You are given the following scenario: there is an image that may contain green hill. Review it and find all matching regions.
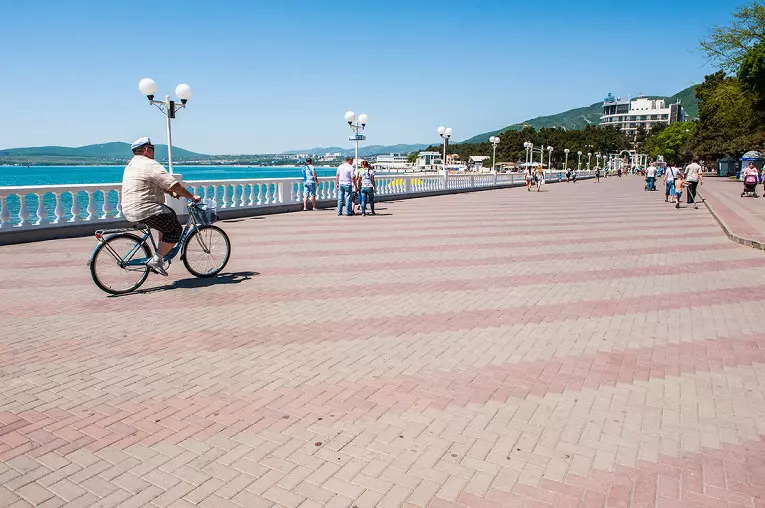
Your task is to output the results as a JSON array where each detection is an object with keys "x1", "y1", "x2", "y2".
[
  {"x1": 462, "y1": 85, "x2": 699, "y2": 144},
  {"x1": 0, "y1": 142, "x2": 205, "y2": 165}
]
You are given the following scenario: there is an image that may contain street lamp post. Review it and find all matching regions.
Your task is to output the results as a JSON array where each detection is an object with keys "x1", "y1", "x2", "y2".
[
  {"x1": 438, "y1": 126, "x2": 453, "y2": 170},
  {"x1": 596, "y1": 153, "x2": 601, "y2": 169},
  {"x1": 489, "y1": 136, "x2": 500, "y2": 171},
  {"x1": 564, "y1": 148, "x2": 570, "y2": 171},
  {"x1": 345, "y1": 111, "x2": 369, "y2": 169},
  {"x1": 524, "y1": 142, "x2": 533, "y2": 170},
  {"x1": 577, "y1": 151, "x2": 583, "y2": 171},
  {"x1": 587, "y1": 152, "x2": 592, "y2": 170},
  {"x1": 547, "y1": 146, "x2": 554, "y2": 173},
  {"x1": 138, "y1": 78, "x2": 193, "y2": 175}
]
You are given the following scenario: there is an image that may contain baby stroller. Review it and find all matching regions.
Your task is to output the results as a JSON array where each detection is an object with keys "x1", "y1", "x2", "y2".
[{"x1": 742, "y1": 173, "x2": 759, "y2": 197}]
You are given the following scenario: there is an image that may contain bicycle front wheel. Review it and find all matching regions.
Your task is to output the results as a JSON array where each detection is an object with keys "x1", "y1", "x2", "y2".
[
  {"x1": 182, "y1": 225, "x2": 231, "y2": 278},
  {"x1": 90, "y1": 233, "x2": 151, "y2": 295}
]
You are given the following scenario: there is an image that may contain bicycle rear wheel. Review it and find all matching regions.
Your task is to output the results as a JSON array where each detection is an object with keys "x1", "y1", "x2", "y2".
[
  {"x1": 90, "y1": 233, "x2": 151, "y2": 295},
  {"x1": 182, "y1": 225, "x2": 231, "y2": 278}
]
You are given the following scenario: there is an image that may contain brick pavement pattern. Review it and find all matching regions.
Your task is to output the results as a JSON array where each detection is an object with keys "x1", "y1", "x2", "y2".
[
  {"x1": 1, "y1": 176, "x2": 765, "y2": 508},
  {"x1": 700, "y1": 176, "x2": 765, "y2": 244}
]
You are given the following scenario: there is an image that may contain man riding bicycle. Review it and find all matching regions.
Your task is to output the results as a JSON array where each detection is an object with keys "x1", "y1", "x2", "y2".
[{"x1": 121, "y1": 137, "x2": 200, "y2": 276}]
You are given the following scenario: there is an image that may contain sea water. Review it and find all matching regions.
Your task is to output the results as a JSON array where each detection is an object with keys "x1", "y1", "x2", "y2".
[{"x1": 0, "y1": 165, "x2": 338, "y2": 225}]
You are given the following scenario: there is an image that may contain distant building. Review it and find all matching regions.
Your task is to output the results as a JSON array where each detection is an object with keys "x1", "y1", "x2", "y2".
[
  {"x1": 601, "y1": 93, "x2": 686, "y2": 136},
  {"x1": 374, "y1": 153, "x2": 411, "y2": 170},
  {"x1": 415, "y1": 151, "x2": 442, "y2": 170}
]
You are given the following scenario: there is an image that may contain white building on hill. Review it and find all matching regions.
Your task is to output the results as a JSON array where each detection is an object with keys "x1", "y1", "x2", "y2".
[{"x1": 600, "y1": 93, "x2": 685, "y2": 136}]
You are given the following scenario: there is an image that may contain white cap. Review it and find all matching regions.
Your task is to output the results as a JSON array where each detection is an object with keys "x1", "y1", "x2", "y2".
[{"x1": 131, "y1": 137, "x2": 153, "y2": 151}]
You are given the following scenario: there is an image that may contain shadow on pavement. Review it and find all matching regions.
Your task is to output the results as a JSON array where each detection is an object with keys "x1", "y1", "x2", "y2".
[{"x1": 110, "y1": 271, "x2": 259, "y2": 297}]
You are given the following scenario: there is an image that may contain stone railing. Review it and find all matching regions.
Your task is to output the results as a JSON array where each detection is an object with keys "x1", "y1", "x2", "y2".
[{"x1": 0, "y1": 170, "x2": 594, "y2": 242}]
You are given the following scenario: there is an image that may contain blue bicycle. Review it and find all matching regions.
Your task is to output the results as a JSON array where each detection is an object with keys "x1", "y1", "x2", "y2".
[{"x1": 89, "y1": 201, "x2": 231, "y2": 295}]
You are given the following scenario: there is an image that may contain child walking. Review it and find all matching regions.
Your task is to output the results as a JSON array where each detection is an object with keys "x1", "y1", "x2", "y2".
[{"x1": 674, "y1": 172, "x2": 686, "y2": 209}]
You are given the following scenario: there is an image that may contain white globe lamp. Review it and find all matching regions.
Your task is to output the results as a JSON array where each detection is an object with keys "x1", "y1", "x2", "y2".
[
  {"x1": 344, "y1": 111, "x2": 355, "y2": 124},
  {"x1": 175, "y1": 84, "x2": 193, "y2": 104},
  {"x1": 138, "y1": 78, "x2": 158, "y2": 100}
]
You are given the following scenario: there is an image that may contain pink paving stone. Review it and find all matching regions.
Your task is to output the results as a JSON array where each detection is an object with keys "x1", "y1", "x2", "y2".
[{"x1": 2, "y1": 177, "x2": 765, "y2": 507}]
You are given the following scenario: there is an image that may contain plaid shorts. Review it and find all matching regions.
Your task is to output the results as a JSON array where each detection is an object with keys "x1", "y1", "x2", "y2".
[{"x1": 140, "y1": 205, "x2": 183, "y2": 244}]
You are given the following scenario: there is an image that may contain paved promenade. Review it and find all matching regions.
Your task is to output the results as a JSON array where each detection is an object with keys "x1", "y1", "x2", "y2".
[
  {"x1": 700, "y1": 176, "x2": 765, "y2": 247},
  {"x1": 2, "y1": 177, "x2": 765, "y2": 508}
]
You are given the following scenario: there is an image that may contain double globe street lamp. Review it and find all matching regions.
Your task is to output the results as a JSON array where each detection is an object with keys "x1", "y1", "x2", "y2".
[
  {"x1": 344, "y1": 111, "x2": 369, "y2": 168},
  {"x1": 547, "y1": 146, "x2": 554, "y2": 171},
  {"x1": 587, "y1": 152, "x2": 592, "y2": 170},
  {"x1": 564, "y1": 148, "x2": 570, "y2": 171},
  {"x1": 438, "y1": 126, "x2": 453, "y2": 170},
  {"x1": 489, "y1": 136, "x2": 500, "y2": 171},
  {"x1": 138, "y1": 78, "x2": 193, "y2": 174},
  {"x1": 577, "y1": 151, "x2": 583, "y2": 171}
]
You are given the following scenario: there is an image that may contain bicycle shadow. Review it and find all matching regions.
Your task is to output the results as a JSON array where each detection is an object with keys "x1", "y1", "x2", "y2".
[{"x1": 109, "y1": 271, "x2": 259, "y2": 297}]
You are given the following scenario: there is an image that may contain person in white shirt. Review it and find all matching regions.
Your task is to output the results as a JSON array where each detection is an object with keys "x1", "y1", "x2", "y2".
[
  {"x1": 336, "y1": 156, "x2": 355, "y2": 216},
  {"x1": 663, "y1": 165, "x2": 679, "y2": 203},
  {"x1": 645, "y1": 163, "x2": 657, "y2": 191},
  {"x1": 121, "y1": 137, "x2": 200, "y2": 276},
  {"x1": 355, "y1": 160, "x2": 376, "y2": 215},
  {"x1": 684, "y1": 157, "x2": 704, "y2": 208}
]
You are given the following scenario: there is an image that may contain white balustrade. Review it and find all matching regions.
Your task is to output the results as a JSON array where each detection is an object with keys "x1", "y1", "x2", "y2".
[{"x1": 0, "y1": 171, "x2": 595, "y2": 233}]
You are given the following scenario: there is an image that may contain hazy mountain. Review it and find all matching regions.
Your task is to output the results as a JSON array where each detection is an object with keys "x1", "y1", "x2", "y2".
[
  {"x1": 0, "y1": 142, "x2": 205, "y2": 160},
  {"x1": 461, "y1": 85, "x2": 699, "y2": 144}
]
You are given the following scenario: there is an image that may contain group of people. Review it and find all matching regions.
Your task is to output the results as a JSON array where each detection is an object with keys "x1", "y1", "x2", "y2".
[
  {"x1": 657, "y1": 157, "x2": 704, "y2": 209},
  {"x1": 300, "y1": 156, "x2": 376, "y2": 216}
]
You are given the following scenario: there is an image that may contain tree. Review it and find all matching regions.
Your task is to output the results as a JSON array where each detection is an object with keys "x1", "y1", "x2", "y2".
[
  {"x1": 739, "y1": 42, "x2": 765, "y2": 101},
  {"x1": 687, "y1": 71, "x2": 760, "y2": 161},
  {"x1": 644, "y1": 121, "x2": 697, "y2": 165},
  {"x1": 407, "y1": 152, "x2": 418, "y2": 164},
  {"x1": 700, "y1": 1, "x2": 765, "y2": 72}
]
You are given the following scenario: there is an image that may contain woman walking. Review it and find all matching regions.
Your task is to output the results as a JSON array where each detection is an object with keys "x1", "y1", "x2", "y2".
[
  {"x1": 524, "y1": 165, "x2": 534, "y2": 191},
  {"x1": 356, "y1": 160, "x2": 376, "y2": 215},
  {"x1": 536, "y1": 166, "x2": 545, "y2": 192}
]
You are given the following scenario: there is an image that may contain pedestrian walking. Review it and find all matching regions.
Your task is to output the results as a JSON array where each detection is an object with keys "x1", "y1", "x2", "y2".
[
  {"x1": 524, "y1": 166, "x2": 534, "y2": 191},
  {"x1": 674, "y1": 172, "x2": 686, "y2": 208},
  {"x1": 336, "y1": 156, "x2": 355, "y2": 216},
  {"x1": 684, "y1": 157, "x2": 704, "y2": 209},
  {"x1": 302, "y1": 157, "x2": 319, "y2": 211},
  {"x1": 594, "y1": 167, "x2": 600, "y2": 183},
  {"x1": 536, "y1": 166, "x2": 545, "y2": 192},
  {"x1": 664, "y1": 165, "x2": 679, "y2": 203},
  {"x1": 356, "y1": 160, "x2": 376, "y2": 215}
]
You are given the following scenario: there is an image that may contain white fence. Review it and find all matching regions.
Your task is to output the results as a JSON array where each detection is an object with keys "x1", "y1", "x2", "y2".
[{"x1": 0, "y1": 170, "x2": 594, "y2": 234}]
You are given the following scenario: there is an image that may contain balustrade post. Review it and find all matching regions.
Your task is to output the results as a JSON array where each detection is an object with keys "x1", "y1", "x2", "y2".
[
  {"x1": 256, "y1": 184, "x2": 264, "y2": 205},
  {"x1": 18, "y1": 194, "x2": 30, "y2": 227},
  {"x1": 35, "y1": 193, "x2": 47, "y2": 225},
  {"x1": 248, "y1": 184, "x2": 255, "y2": 206},
  {"x1": 69, "y1": 191, "x2": 81, "y2": 222},
  {"x1": 101, "y1": 190, "x2": 113, "y2": 219},
  {"x1": 239, "y1": 184, "x2": 246, "y2": 208},
  {"x1": 493, "y1": 171, "x2": 498, "y2": 186},
  {"x1": 0, "y1": 195, "x2": 10, "y2": 229},
  {"x1": 53, "y1": 192, "x2": 64, "y2": 223},
  {"x1": 442, "y1": 168, "x2": 448, "y2": 190},
  {"x1": 404, "y1": 176, "x2": 412, "y2": 194},
  {"x1": 85, "y1": 191, "x2": 96, "y2": 221},
  {"x1": 220, "y1": 185, "x2": 228, "y2": 209}
]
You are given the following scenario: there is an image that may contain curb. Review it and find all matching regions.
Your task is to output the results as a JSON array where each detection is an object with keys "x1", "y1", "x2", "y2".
[{"x1": 699, "y1": 191, "x2": 765, "y2": 251}]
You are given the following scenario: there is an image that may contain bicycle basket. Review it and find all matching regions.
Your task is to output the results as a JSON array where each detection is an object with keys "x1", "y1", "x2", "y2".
[{"x1": 191, "y1": 203, "x2": 219, "y2": 225}]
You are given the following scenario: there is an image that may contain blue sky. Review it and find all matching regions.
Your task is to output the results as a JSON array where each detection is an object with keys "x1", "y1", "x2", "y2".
[{"x1": 0, "y1": 0, "x2": 737, "y2": 154}]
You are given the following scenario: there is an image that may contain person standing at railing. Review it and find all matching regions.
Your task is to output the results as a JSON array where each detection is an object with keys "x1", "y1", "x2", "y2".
[
  {"x1": 336, "y1": 156, "x2": 355, "y2": 216},
  {"x1": 302, "y1": 157, "x2": 319, "y2": 211},
  {"x1": 121, "y1": 137, "x2": 200, "y2": 276},
  {"x1": 356, "y1": 160, "x2": 376, "y2": 216}
]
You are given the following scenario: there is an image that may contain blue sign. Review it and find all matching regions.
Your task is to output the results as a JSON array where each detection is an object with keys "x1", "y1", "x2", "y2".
[{"x1": 349, "y1": 134, "x2": 366, "y2": 141}]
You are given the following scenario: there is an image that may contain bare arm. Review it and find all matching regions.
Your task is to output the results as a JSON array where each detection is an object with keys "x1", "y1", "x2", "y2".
[{"x1": 168, "y1": 182, "x2": 200, "y2": 202}]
